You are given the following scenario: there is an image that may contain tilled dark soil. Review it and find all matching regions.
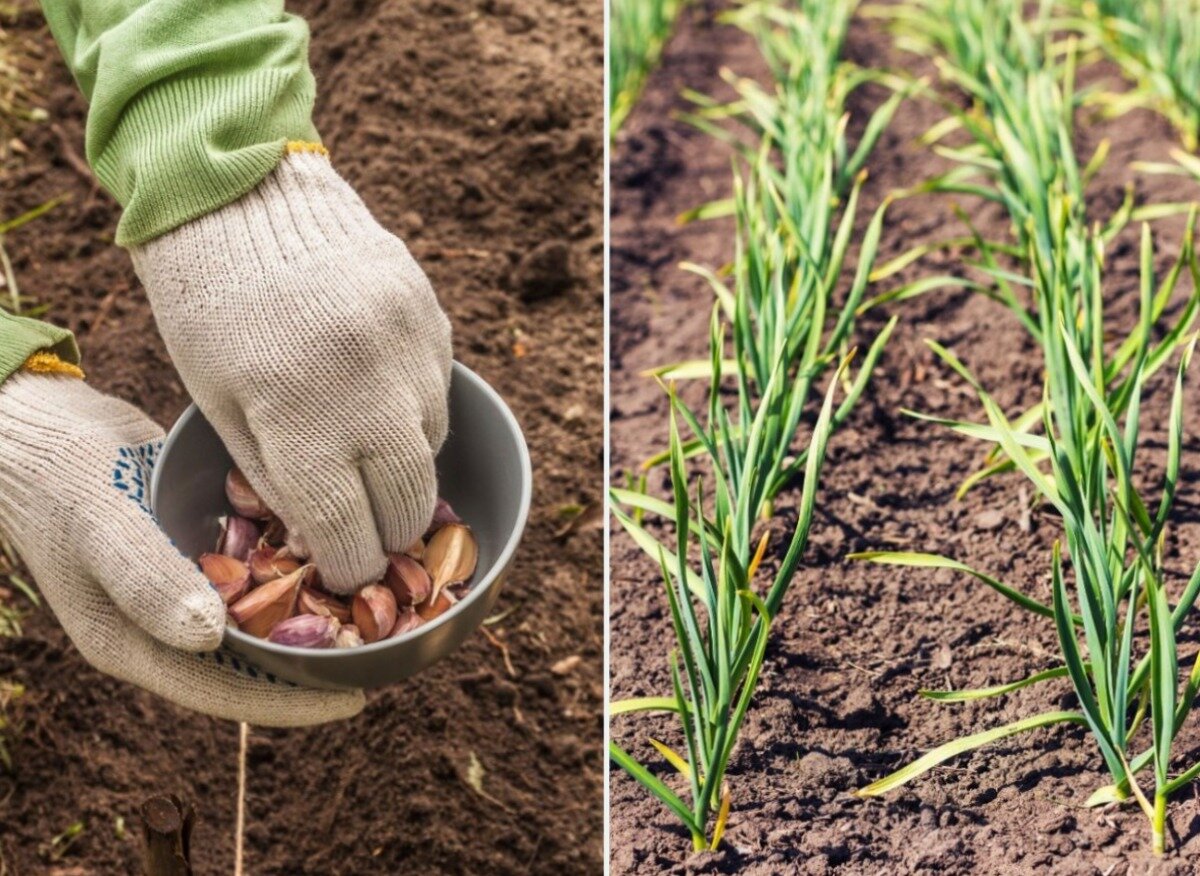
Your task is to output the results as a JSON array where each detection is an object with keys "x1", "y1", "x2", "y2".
[
  {"x1": 0, "y1": 0, "x2": 603, "y2": 873},
  {"x1": 609, "y1": 2, "x2": 1200, "y2": 873}
]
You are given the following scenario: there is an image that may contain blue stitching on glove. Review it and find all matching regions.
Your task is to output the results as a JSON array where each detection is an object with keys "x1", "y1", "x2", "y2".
[
  {"x1": 111, "y1": 443, "x2": 295, "y2": 690},
  {"x1": 199, "y1": 647, "x2": 295, "y2": 688},
  {"x1": 111, "y1": 440, "x2": 161, "y2": 517}
]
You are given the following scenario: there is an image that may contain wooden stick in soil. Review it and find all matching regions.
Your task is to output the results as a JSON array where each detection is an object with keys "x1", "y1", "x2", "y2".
[
  {"x1": 140, "y1": 795, "x2": 194, "y2": 876},
  {"x1": 235, "y1": 721, "x2": 249, "y2": 876}
]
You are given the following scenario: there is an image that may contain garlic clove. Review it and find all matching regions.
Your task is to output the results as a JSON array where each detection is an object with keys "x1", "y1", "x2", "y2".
[
  {"x1": 225, "y1": 468, "x2": 272, "y2": 520},
  {"x1": 423, "y1": 524, "x2": 478, "y2": 602},
  {"x1": 216, "y1": 515, "x2": 260, "y2": 563},
  {"x1": 384, "y1": 553, "x2": 432, "y2": 606},
  {"x1": 403, "y1": 538, "x2": 425, "y2": 561},
  {"x1": 416, "y1": 589, "x2": 457, "y2": 622},
  {"x1": 268, "y1": 614, "x2": 339, "y2": 648},
  {"x1": 352, "y1": 584, "x2": 397, "y2": 643},
  {"x1": 426, "y1": 497, "x2": 462, "y2": 536},
  {"x1": 199, "y1": 553, "x2": 251, "y2": 605},
  {"x1": 248, "y1": 545, "x2": 302, "y2": 586},
  {"x1": 389, "y1": 607, "x2": 424, "y2": 638},
  {"x1": 247, "y1": 546, "x2": 276, "y2": 584},
  {"x1": 297, "y1": 586, "x2": 352, "y2": 623},
  {"x1": 228, "y1": 565, "x2": 308, "y2": 638},
  {"x1": 335, "y1": 624, "x2": 365, "y2": 649}
]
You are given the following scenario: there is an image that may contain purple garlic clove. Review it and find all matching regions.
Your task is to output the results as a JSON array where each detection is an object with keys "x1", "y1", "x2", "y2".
[
  {"x1": 217, "y1": 515, "x2": 260, "y2": 563},
  {"x1": 267, "y1": 614, "x2": 340, "y2": 648}
]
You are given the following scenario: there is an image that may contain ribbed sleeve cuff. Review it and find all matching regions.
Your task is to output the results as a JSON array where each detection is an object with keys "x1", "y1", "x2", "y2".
[
  {"x1": 92, "y1": 70, "x2": 320, "y2": 246},
  {"x1": 0, "y1": 312, "x2": 80, "y2": 385}
]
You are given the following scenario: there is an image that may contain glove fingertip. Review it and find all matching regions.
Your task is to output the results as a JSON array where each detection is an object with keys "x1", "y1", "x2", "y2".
[
  {"x1": 166, "y1": 587, "x2": 227, "y2": 652},
  {"x1": 333, "y1": 689, "x2": 368, "y2": 722},
  {"x1": 317, "y1": 550, "x2": 388, "y2": 596},
  {"x1": 250, "y1": 688, "x2": 367, "y2": 728}
]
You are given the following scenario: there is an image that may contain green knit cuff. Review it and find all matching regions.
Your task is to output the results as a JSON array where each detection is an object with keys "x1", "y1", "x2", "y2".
[
  {"x1": 93, "y1": 71, "x2": 320, "y2": 246},
  {"x1": 0, "y1": 312, "x2": 80, "y2": 385}
]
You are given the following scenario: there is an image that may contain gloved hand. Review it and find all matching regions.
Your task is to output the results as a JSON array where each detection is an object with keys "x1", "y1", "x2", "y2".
[
  {"x1": 0, "y1": 372, "x2": 364, "y2": 726},
  {"x1": 131, "y1": 148, "x2": 452, "y2": 594}
]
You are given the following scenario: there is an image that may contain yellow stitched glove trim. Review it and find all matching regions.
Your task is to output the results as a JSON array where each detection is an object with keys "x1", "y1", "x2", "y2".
[
  {"x1": 285, "y1": 141, "x2": 329, "y2": 157},
  {"x1": 21, "y1": 352, "x2": 85, "y2": 380}
]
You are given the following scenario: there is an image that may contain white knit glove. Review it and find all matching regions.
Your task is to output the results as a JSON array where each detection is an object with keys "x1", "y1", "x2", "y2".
[
  {"x1": 0, "y1": 373, "x2": 364, "y2": 726},
  {"x1": 131, "y1": 150, "x2": 452, "y2": 594}
]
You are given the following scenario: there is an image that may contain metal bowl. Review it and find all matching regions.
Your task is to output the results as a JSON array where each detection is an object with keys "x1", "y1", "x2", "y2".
[{"x1": 150, "y1": 362, "x2": 531, "y2": 690}]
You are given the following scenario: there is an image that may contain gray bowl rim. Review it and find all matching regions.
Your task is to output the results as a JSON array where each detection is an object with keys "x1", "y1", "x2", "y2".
[{"x1": 150, "y1": 361, "x2": 533, "y2": 661}]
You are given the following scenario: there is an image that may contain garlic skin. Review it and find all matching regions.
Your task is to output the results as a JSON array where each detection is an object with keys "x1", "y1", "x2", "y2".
[
  {"x1": 403, "y1": 538, "x2": 425, "y2": 561},
  {"x1": 199, "y1": 553, "x2": 251, "y2": 604},
  {"x1": 416, "y1": 589, "x2": 457, "y2": 622},
  {"x1": 225, "y1": 468, "x2": 272, "y2": 520},
  {"x1": 228, "y1": 565, "x2": 308, "y2": 638},
  {"x1": 268, "y1": 614, "x2": 339, "y2": 648},
  {"x1": 249, "y1": 544, "x2": 301, "y2": 586},
  {"x1": 217, "y1": 515, "x2": 260, "y2": 562},
  {"x1": 261, "y1": 515, "x2": 288, "y2": 545},
  {"x1": 298, "y1": 586, "x2": 352, "y2": 623},
  {"x1": 384, "y1": 554, "x2": 432, "y2": 606},
  {"x1": 335, "y1": 624, "x2": 365, "y2": 649},
  {"x1": 389, "y1": 607, "x2": 423, "y2": 638},
  {"x1": 352, "y1": 584, "x2": 398, "y2": 643},
  {"x1": 423, "y1": 524, "x2": 478, "y2": 602}
]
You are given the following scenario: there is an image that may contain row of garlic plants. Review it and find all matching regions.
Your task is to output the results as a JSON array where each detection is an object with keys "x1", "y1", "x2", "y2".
[
  {"x1": 609, "y1": 0, "x2": 902, "y2": 850},
  {"x1": 852, "y1": 0, "x2": 1200, "y2": 855},
  {"x1": 1071, "y1": 0, "x2": 1200, "y2": 186},
  {"x1": 1070, "y1": 0, "x2": 1200, "y2": 152},
  {"x1": 609, "y1": 0, "x2": 687, "y2": 136}
]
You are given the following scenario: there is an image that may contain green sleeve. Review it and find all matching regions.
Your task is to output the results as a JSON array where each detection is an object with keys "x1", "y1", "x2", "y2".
[
  {"x1": 1, "y1": 1, "x2": 320, "y2": 386},
  {"x1": 0, "y1": 312, "x2": 80, "y2": 384},
  {"x1": 40, "y1": 0, "x2": 320, "y2": 246}
]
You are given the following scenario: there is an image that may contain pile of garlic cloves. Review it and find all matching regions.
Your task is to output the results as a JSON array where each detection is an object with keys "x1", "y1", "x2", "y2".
[{"x1": 199, "y1": 468, "x2": 479, "y2": 649}]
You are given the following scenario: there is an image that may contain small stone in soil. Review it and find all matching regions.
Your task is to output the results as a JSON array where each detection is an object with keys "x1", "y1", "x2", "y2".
[
  {"x1": 974, "y1": 509, "x2": 1006, "y2": 531},
  {"x1": 932, "y1": 642, "x2": 953, "y2": 669}
]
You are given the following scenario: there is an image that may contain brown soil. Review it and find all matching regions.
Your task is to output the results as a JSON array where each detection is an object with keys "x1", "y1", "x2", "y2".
[
  {"x1": 610, "y1": 2, "x2": 1200, "y2": 874},
  {"x1": 0, "y1": 0, "x2": 602, "y2": 873}
]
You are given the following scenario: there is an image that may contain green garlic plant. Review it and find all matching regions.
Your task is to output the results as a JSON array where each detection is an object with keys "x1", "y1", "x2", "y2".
[
  {"x1": 853, "y1": 0, "x2": 1200, "y2": 855},
  {"x1": 610, "y1": 0, "x2": 898, "y2": 850},
  {"x1": 1069, "y1": 0, "x2": 1200, "y2": 186},
  {"x1": 1072, "y1": 0, "x2": 1200, "y2": 151},
  {"x1": 609, "y1": 0, "x2": 686, "y2": 136},
  {"x1": 640, "y1": 0, "x2": 916, "y2": 491}
]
